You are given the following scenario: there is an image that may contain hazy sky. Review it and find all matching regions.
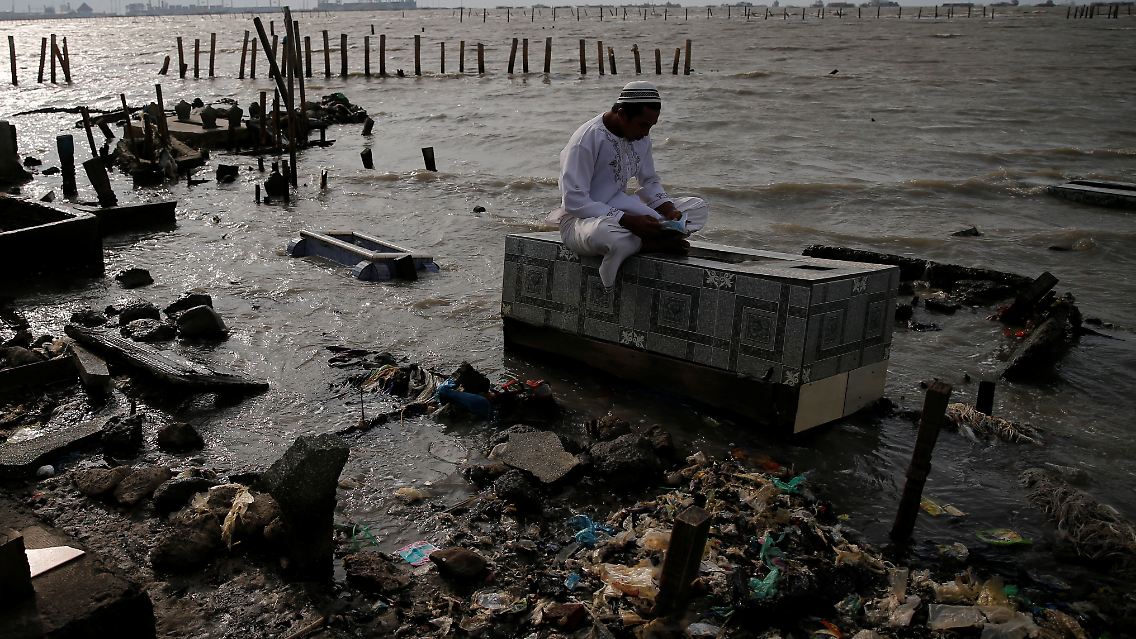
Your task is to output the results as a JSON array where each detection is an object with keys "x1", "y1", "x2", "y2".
[{"x1": 8, "y1": 1, "x2": 1053, "y2": 14}]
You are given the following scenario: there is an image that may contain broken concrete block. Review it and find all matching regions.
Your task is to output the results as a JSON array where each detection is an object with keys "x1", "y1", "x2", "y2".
[
  {"x1": 115, "y1": 268, "x2": 153, "y2": 289},
  {"x1": 0, "y1": 416, "x2": 111, "y2": 478},
  {"x1": 262, "y1": 434, "x2": 349, "y2": 580},
  {"x1": 176, "y1": 305, "x2": 227, "y2": 340},
  {"x1": 494, "y1": 429, "x2": 579, "y2": 484},
  {"x1": 70, "y1": 341, "x2": 111, "y2": 394}
]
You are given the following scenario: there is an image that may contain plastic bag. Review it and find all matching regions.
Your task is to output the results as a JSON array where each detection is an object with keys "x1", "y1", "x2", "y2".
[
  {"x1": 976, "y1": 528, "x2": 1031, "y2": 546},
  {"x1": 772, "y1": 473, "x2": 808, "y2": 494},
  {"x1": 927, "y1": 604, "x2": 985, "y2": 630},
  {"x1": 594, "y1": 562, "x2": 659, "y2": 600},
  {"x1": 396, "y1": 540, "x2": 437, "y2": 566},
  {"x1": 887, "y1": 596, "x2": 921, "y2": 627},
  {"x1": 748, "y1": 567, "x2": 780, "y2": 600},
  {"x1": 568, "y1": 514, "x2": 616, "y2": 548},
  {"x1": 435, "y1": 378, "x2": 492, "y2": 418},
  {"x1": 638, "y1": 528, "x2": 671, "y2": 551}
]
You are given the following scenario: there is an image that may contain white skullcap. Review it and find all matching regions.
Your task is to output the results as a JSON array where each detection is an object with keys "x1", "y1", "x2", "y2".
[{"x1": 615, "y1": 81, "x2": 661, "y2": 104}]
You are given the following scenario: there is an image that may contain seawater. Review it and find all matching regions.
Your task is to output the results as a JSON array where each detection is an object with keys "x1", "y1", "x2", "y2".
[{"x1": 2, "y1": 8, "x2": 1135, "y2": 574}]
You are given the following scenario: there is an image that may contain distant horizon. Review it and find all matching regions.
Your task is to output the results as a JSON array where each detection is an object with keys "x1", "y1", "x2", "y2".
[{"x1": 0, "y1": 0, "x2": 1080, "y2": 16}]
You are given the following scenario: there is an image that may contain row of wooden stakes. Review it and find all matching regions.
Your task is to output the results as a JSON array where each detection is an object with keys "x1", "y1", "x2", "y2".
[
  {"x1": 160, "y1": 31, "x2": 695, "y2": 80},
  {"x1": 5, "y1": 33, "x2": 72, "y2": 86}
]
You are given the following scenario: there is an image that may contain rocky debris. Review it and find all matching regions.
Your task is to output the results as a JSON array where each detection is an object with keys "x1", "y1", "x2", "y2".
[
  {"x1": 586, "y1": 412, "x2": 632, "y2": 442},
  {"x1": 101, "y1": 414, "x2": 146, "y2": 456},
  {"x1": 492, "y1": 429, "x2": 579, "y2": 484},
  {"x1": 305, "y1": 92, "x2": 369, "y2": 125},
  {"x1": 262, "y1": 434, "x2": 349, "y2": 580},
  {"x1": 951, "y1": 225, "x2": 982, "y2": 237},
  {"x1": 113, "y1": 465, "x2": 173, "y2": 506},
  {"x1": 589, "y1": 433, "x2": 665, "y2": 486},
  {"x1": 999, "y1": 296, "x2": 1081, "y2": 381},
  {"x1": 152, "y1": 475, "x2": 219, "y2": 515},
  {"x1": 73, "y1": 465, "x2": 133, "y2": 497},
  {"x1": 0, "y1": 345, "x2": 44, "y2": 369},
  {"x1": 343, "y1": 551, "x2": 411, "y2": 594},
  {"x1": 115, "y1": 268, "x2": 153, "y2": 289},
  {"x1": 175, "y1": 305, "x2": 227, "y2": 340},
  {"x1": 429, "y1": 547, "x2": 488, "y2": 582},
  {"x1": 492, "y1": 469, "x2": 541, "y2": 510},
  {"x1": 120, "y1": 318, "x2": 177, "y2": 342},
  {"x1": 69, "y1": 306, "x2": 108, "y2": 327},
  {"x1": 157, "y1": 421, "x2": 204, "y2": 452},
  {"x1": 116, "y1": 299, "x2": 161, "y2": 326},
  {"x1": 164, "y1": 292, "x2": 213, "y2": 316},
  {"x1": 150, "y1": 512, "x2": 221, "y2": 573}
]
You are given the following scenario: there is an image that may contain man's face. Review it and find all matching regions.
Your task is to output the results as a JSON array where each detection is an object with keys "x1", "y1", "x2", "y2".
[{"x1": 620, "y1": 108, "x2": 660, "y2": 141}]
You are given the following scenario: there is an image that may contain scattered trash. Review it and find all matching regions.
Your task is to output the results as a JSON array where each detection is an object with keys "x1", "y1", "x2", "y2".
[
  {"x1": 393, "y1": 486, "x2": 430, "y2": 503},
  {"x1": 396, "y1": 541, "x2": 436, "y2": 566},
  {"x1": 567, "y1": 513, "x2": 615, "y2": 548},
  {"x1": 976, "y1": 528, "x2": 1032, "y2": 547},
  {"x1": 920, "y1": 496, "x2": 967, "y2": 517}
]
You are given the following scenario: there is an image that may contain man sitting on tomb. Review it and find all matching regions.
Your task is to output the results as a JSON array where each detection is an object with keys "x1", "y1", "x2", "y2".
[{"x1": 547, "y1": 81, "x2": 710, "y2": 288}]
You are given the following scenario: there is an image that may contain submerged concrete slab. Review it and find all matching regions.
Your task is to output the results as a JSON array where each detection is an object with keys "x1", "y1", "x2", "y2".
[
  {"x1": 0, "y1": 526, "x2": 155, "y2": 639},
  {"x1": 0, "y1": 415, "x2": 114, "y2": 478},
  {"x1": 68, "y1": 341, "x2": 112, "y2": 395},
  {"x1": 0, "y1": 197, "x2": 104, "y2": 278},
  {"x1": 496, "y1": 430, "x2": 579, "y2": 484},
  {"x1": 0, "y1": 356, "x2": 76, "y2": 395}
]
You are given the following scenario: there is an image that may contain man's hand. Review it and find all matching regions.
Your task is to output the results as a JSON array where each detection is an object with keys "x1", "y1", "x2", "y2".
[
  {"x1": 619, "y1": 214, "x2": 663, "y2": 238},
  {"x1": 654, "y1": 202, "x2": 681, "y2": 221}
]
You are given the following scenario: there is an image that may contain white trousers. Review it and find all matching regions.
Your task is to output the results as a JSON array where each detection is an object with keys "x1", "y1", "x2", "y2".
[{"x1": 559, "y1": 196, "x2": 709, "y2": 288}]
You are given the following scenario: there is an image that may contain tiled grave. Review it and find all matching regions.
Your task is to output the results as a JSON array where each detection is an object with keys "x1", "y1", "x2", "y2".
[{"x1": 502, "y1": 232, "x2": 899, "y2": 432}]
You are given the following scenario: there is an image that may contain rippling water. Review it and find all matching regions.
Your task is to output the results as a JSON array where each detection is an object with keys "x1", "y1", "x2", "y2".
[{"x1": 2, "y1": 8, "x2": 1135, "y2": 574}]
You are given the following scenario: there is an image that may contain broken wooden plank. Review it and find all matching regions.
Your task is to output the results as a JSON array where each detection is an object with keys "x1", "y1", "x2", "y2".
[
  {"x1": 64, "y1": 324, "x2": 267, "y2": 394},
  {"x1": 999, "y1": 271, "x2": 1058, "y2": 326}
]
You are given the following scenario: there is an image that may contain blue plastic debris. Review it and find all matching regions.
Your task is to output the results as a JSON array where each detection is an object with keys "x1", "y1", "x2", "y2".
[
  {"x1": 435, "y1": 378, "x2": 493, "y2": 418},
  {"x1": 567, "y1": 514, "x2": 616, "y2": 548},
  {"x1": 772, "y1": 473, "x2": 808, "y2": 494},
  {"x1": 564, "y1": 572, "x2": 581, "y2": 590}
]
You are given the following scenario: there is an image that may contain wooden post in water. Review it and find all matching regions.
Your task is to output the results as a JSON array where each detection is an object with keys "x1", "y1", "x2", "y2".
[
  {"x1": 194, "y1": 38, "x2": 200, "y2": 79},
  {"x1": 654, "y1": 507, "x2": 711, "y2": 616},
  {"x1": 258, "y1": 90, "x2": 267, "y2": 147},
  {"x1": 477, "y1": 42, "x2": 484, "y2": 74},
  {"x1": 522, "y1": 38, "x2": 529, "y2": 73},
  {"x1": 380, "y1": 34, "x2": 387, "y2": 76},
  {"x1": 120, "y1": 93, "x2": 136, "y2": 147},
  {"x1": 177, "y1": 36, "x2": 185, "y2": 78},
  {"x1": 364, "y1": 36, "x2": 370, "y2": 76},
  {"x1": 671, "y1": 47, "x2": 680, "y2": 75},
  {"x1": 596, "y1": 40, "x2": 604, "y2": 75},
  {"x1": 976, "y1": 380, "x2": 996, "y2": 416},
  {"x1": 654, "y1": 48, "x2": 661, "y2": 74},
  {"x1": 508, "y1": 38, "x2": 518, "y2": 74},
  {"x1": 37, "y1": 37, "x2": 46, "y2": 83},
  {"x1": 304, "y1": 36, "x2": 312, "y2": 77},
  {"x1": 322, "y1": 30, "x2": 330, "y2": 77},
  {"x1": 422, "y1": 147, "x2": 437, "y2": 171},
  {"x1": 683, "y1": 39, "x2": 691, "y2": 75},
  {"x1": 240, "y1": 30, "x2": 249, "y2": 79},
  {"x1": 440, "y1": 42, "x2": 445, "y2": 74},
  {"x1": 49, "y1": 34, "x2": 57, "y2": 83},
  {"x1": 608, "y1": 46, "x2": 617, "y2": 74},
  {"x1": 579, "y1": 39, "x2": 586, "y2": 74},
  {"x1": 209, "y1": 33, "x2": 216, "y2": 77},
  {"x1": 544, "y1": 37, "x2": 551, "y2": 73},
  {"x1": 7, "y1": 36, "x2": 16, "y2": 86},
  {"x1": 61, "y1": 37, "x2": 72, "y2": 83},
  {"x1": 362, "y1": 117, "x2": 374, "y2": 136},
  {"x1": 483, "y1": 8, "x2": 486, "y2": 22},
  {"x1": 459, "y1": 40, "x2": 465, "y2": 73},
  {"x1": 632, "y1": 44, "x2": 641, "y2": 74},
  {"x1": 415, "y1": 34, "x2": 421, "y2": 76},
  {"x1": 250, "y1": 37, "x2": 257, "y2": 78},
  {"x1": 890, "y1": 382, "x2": 952, "y2": 543},
  {"x1": 340, "y1": 34, "x2": 348, "y2": 77}
]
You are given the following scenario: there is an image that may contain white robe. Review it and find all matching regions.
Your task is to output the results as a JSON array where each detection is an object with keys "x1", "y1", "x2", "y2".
[{"x1": 548, "y1": 114, "x2": 708, "y2": 287}]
